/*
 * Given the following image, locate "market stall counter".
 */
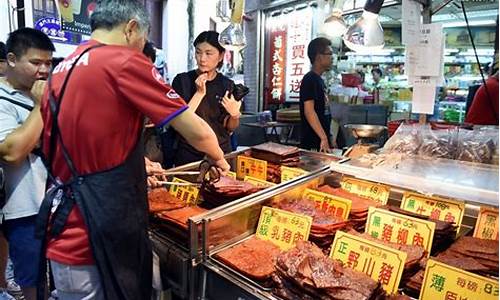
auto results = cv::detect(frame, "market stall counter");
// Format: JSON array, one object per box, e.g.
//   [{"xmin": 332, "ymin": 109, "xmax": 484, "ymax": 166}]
[
  {"xmin": 198, "ymin": 155, "xmax": 498, "ymax": 300},
  {"xmin": 148, "ymin": 143, "xmax": 341, "ymax": 299}
]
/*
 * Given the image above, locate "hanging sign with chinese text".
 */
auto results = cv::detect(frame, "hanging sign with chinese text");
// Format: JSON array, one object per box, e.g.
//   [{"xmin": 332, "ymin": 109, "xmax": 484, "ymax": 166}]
[
  {"xmin": 285, "ymin": 7, "xmax": 312, "ymax": 102},
  {"xmin": 401, "ymin": 192, "xmax": 465, "ymax": 231},
  {"xmin": 473, "ymin": 207, "xmax": 499, "ymax": 240},
  {"xmin": 341, "ymin": 177, "xmax": 390, "ymax": 205},
  {"xmin": 244, "ymin": 176, "xmax": 276, "ymax": 188},
  {"xmin": 420, "ymin": 259, "xmax": 499, "ymax": 300},
  {"xmin": 365, "ymin": 207, "xmax": 435, "ymax": 254},
  {"xmin": 168, "ymin": 177, "xmax": 200, "ymax": 205},
  {"xmin": 302, "ymin": 188, "xmax": 351, "ymax": 220},
  {"xmin": 330, "ymin": 231, "xmax": 407, "ymax": 294},
  {"xmin": 281, "ymin": 166, "xmax": 308, "ymax": 182},
  {"xmin": 236, "ymin": 156, "xmax": 267, "ymax": 180},
  {"xmin": 267, "ymin": 15, "xmax": 287, "ymax": 104},
  {"xmin": 255, "ymin": 206, "xmax": 312, "ymax": 250},
  {"xmin": 56, "ymin": 0, "xmax": 96, "ymax": 35}
]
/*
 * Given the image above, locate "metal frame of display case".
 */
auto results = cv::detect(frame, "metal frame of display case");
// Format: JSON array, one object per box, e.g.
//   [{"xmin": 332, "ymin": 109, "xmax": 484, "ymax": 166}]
[
  {"xmin": 197, "ymin": 158, "xmax": 499, "ymax": 300},
  {"xmin": 149, "ymin": 148, "xmax": 340, "ymax": 299}
]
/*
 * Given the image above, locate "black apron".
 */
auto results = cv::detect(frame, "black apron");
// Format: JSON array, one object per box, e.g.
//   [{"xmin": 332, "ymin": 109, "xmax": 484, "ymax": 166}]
[{"xmin": 35, "ymin": 44, "xmax": 152, "ymax": 300}]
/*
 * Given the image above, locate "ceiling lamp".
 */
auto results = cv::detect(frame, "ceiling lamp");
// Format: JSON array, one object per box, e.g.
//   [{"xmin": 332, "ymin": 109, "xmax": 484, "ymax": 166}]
[
  {"xmin": 343, "ymin": 0, "xmax": 385, "ymax": 52},
  {"xmin": 219, "ymin": 0, "xmax": 246, "ymax": 52},
  {"xmin": 322, "ymin": 0, "xmax": 347, "ymax": 37}
]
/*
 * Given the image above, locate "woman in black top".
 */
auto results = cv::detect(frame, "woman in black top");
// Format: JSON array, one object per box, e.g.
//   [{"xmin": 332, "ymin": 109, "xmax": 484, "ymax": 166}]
[{"xmin": 171, "ymin": 31, "xmax": 241, "ymax": 166}]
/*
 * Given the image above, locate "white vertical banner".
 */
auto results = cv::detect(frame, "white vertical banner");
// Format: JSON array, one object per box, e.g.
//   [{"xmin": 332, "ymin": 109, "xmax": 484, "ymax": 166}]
[
  {"xmin": 285, "ymin": 8, "xmax": 313, "ymax": 102},
  {"xmin": 402, "ymin": 0, "xmax": 422, "ymax": 46}
]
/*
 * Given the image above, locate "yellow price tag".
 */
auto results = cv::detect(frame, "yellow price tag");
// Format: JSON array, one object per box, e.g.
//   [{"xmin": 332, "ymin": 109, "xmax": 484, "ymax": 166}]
[
  {"xmin": 473, "ymin": 207, "xmax": 499, "ymax": 240},
  {"xmin": 281, "ymin": 166, "xmax": 308, "ymax": 182},
  {"xmin": 302, "ymin": 188, "xmax": 351, "ymax": 220},
  {"xmin": 244, "ymin": 176, "xmax": 276, "ymax": 188},
  {"xmin": 330, "ymin": 231, "xmax": 407, "ymax": 294},
  {"xmin": 420, "ymin": 259, "xmax": 499, "ymax": 300},
  {"xmin": 236, "ymin": 155, "xmax": 267, "ymax": 181},
  {"xmin": 365, "ymin": 207, "xmax": 435, "ymax": 255},
  {"xmin": 341, "ymin": 177, "xmax": 390, "ymax": 205},
  {"xmin": 255, "ymin": 206, "xmax": 312, "ymax": 251},
  {"xmin": 401, "ymin": 192, "xmax": 465, "ymax": 231},
  {"xmin": 227, "ymin": 171, "xmax": 237, "ymax": 179},
  {"xmin": 168, "ymin": 177, "xmax": 200, "ymax": 205}
]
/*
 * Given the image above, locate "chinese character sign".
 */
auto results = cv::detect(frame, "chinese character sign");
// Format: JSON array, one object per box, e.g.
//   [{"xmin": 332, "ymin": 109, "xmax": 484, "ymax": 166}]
[
  {"xmin": 302, "ymin": 188, "xmax": 352, "ymax": 220},
  {"xmin": 420, "ymin": 259, "xmax": 499, "ymax": 300},
  {"xmin": 281, "ymin": 166, "xmax": 308, "ymax": 182},
  {"xmin": 473, "ymin": 207, "xmax": 499, "ymax": 241},
  {"xmin": 256, "ymin": 206, "xmax": 312, "ymax": 250},
  {"xmin": 365, "ymin": 207, "xmax": 436, "ymax": 254},
  {"xmin": 341, "ymin": 177, "xmax": 390, "ymax": 205},
  {"xmin": 168, "ymin": 177, "xmax": 200, "ymax": 205},
  {"xmin": 330, "ymin": 231, "xmax": 407, "ymax": 294},
  {"xmin": 236, "ymin": 156, "xmax": 267, "ymax": 180},
  {"xmin": 285, "ymin": 8, "xmax": 312, "ymax": 102},
  {"xmin": 244, "ymin": 176, "xmax": 276, "ymax": 188},
  {"xmin": 267, "ymin": 15, "xmax": 287, "ymax": 104},
  {"xmin": 401, "ymin": 192, "xmax": 465, "ymax": 231},
  {"xmin": 57, "ymin": 0, "xmax": 95, "ymax": 35}
]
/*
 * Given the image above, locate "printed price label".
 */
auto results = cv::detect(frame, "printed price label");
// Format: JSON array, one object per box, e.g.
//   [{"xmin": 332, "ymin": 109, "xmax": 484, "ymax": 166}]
[
  {"xmin": 473, "ymin": 207, "xmax": 499, "ymax": 240},
  {"xmin": 401, "ymin": 192, "xmax": 465, "ymax": 230},
  {"xmin": 244, "ymin": 176, "xmax": 276, "ymax": 188},
  {"xmin": 256, "ymin": 206, "xmax": 312, "ymax": 250},
  {"xmin": 236, "ymin": 155, "xmax": 267, "ymax": 181},
  {"xmin": 330, "ymin": 231, "xmax": 407, "ymax": 294},
  {"xmin": 365, "ymin": 207, "xmax": 435, "ymax": 254},
  {"xmin": 281, "ymin": 166, "xmax": 308, "ymax": 182},
  {"xmin": 168, "ymin": 177, "xmax": 200, "ymax": 205},
  {"xmin": 341, "ymin": 177, "xmax": 390, "ymax": 205},
  {"xmin": 302, "ymin": 188, "xmax": 351, "ymax": 220},
  {"xmin": 420, "ymin": 259, "xmax": 499, "ymax": 300}
]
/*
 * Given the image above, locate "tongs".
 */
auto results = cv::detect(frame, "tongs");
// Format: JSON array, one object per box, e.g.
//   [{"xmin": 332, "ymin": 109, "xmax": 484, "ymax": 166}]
[{"xmin": 156, "ymin": 160, "xmax": 221, "ymax": 188}]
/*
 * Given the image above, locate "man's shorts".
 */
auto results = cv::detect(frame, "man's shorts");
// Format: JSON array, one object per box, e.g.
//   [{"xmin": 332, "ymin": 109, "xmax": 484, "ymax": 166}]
[{"xmin": 3, "ymin": 215, "xmax": 41, "ymax": 288}]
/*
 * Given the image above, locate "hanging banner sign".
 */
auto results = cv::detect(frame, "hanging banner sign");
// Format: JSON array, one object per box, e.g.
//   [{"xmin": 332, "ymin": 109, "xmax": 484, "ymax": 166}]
[
  {"xmin": 401, "ymin": 192, "xmax": 465, "ymax": 231},
  {"xmin": 285, "ymin": 7, "xmax": 312, "ymax": 102},
  {"xmin": 267, "ymin": 15, "xmax": 287, "ymax": 104},
  {"xmin": 56, "ymin": 0, "xmax": 96, "ymax": 35},
  {"xmin": 256, "ymin": 206, "xmax": 312, "ymax": 250},
  {"xmin": 365, "ymin": 207, "xmax": 435, "ymax": 254},
  {"xmin": 473, "ymin": 207, "xmax": 499, "ymax": 240},
  {"xmin": 420, "ymin": 259, "xmax": 499, "ymax": 300}
]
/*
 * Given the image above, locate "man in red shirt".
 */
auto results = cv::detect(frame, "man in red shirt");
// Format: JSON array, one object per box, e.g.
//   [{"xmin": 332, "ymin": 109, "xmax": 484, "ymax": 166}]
[
  {"xmin": 465, "ymin": 71, "xmax": 499, "ymax": 125},
  {"xmin": 38, "ymin": 1, "xmax": 229, "ymax": 299}
]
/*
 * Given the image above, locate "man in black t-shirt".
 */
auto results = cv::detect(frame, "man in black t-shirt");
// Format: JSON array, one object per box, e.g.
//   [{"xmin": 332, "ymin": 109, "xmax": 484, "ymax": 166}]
[{"xmin": 299, "ymin": 37, "xmax": 334, "ymax": 152}]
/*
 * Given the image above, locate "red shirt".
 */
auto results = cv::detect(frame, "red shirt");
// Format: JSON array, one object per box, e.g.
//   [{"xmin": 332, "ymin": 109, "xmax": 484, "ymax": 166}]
[
  {"xmin": 465, "ymin": 76, "xmax": 499, "ymax": 125},
  {"xmin": 41, "ymin": 40, "xmax": 188, "ymax": 265}
]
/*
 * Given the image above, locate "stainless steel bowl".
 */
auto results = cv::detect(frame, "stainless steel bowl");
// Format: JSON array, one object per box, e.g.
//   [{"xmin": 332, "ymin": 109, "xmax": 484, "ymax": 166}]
[{"xmin": 344, "ymin": 124, "xmax": 387, "ymax": 139}]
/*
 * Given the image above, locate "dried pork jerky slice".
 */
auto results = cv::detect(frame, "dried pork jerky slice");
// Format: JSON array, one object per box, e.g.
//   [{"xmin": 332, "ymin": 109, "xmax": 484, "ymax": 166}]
[
  {"xmin": 148, "ymin": 187, "xmax": 185, "ymax": 212},
  {"xmin": 251, "ymin": 142, "xmax": 300, "ymax": 156}
]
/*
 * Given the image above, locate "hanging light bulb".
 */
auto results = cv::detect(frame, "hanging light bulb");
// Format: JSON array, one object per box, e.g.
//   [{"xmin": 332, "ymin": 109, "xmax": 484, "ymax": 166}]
[
  {"xmin": 343, "ymin": 0, "xmax": 385, "ymax": 52},
  {"xmin": 323, "ymin": 8, "xmax": 347, "ymax": 37},
  {"xmin": 219, "ymin": 0, "xmax": 246, "ymax": 51}
]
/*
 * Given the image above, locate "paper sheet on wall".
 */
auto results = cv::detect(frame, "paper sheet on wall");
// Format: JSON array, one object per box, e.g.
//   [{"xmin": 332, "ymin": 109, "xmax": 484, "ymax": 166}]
[
  {"xmin": 402, "ymin": 0, "xmax": 422, "ymax": 45},
  {"xmin": 412, "ymin": 78, "xmax": 437, "ymax": 114}
]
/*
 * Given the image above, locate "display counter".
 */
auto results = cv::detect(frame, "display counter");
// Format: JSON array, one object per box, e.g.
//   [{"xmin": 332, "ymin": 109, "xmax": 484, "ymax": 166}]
[
  {"xmin": 149, "ymin": 145, "xmax": 340, "ymax": 299},
  {"xmin": 197, "ymin": 157, "xmax": 499, "ymax": 300}
]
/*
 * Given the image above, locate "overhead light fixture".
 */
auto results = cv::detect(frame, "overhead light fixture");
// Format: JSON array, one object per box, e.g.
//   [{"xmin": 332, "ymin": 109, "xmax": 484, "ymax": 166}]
[
  {"xmin": 442, "ymin": 19, "xmax": 497, "ymax": 28},
  {"xmin": 343, "ymin": 0, "xmax": 385, "ymax": 52},
  {"xmin": 322, "ymin": 0, "xmax": 347, "ymax": 37},
  {"xmin": 219, "ymin": 0, "xmax": 246, "ymax": 52}
]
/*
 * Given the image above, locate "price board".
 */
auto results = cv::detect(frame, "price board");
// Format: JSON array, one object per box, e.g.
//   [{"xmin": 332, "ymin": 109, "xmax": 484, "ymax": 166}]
[
  {"xmin": 420, "ymin": 259, "xmax": 499, "ymax": 300},
  {"xmin": 236, "ymin": 155, "xmax": 267, "ymax": 180},
  {"xmin": 341, "ymin": 177, "xmax": 390, "ymax": 205},
  {"xmin": 255, "ymin": 206, "xmax": 312, "ymax": 250},
  {"xmin": 168, "ymin": 177, "xmax": 200, "ymax": 205},
  {"xmin": 244, "ymin": 176, "xmax": 276, "ymax": 188},
  {"xmin": 401, "ymin": 192, "xmax": 465, "ymax": 230},
  {"xmin": 281, "ymin": 166, "xmax": 308, "ymax": 182},
  {"xmin": 365, "ymin": 207, "xmax": 435, "ymax": 254},
  {"xmin": 302, "ymin": 188, "xmax": 351, "ymax": 220},
  {"xmin": 330, "ymin": 231, "xmax": 407, "ymax": 294},
  {"xmin": 473, "ymin": 207, "xmax": 499, "ymax": 240}
]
